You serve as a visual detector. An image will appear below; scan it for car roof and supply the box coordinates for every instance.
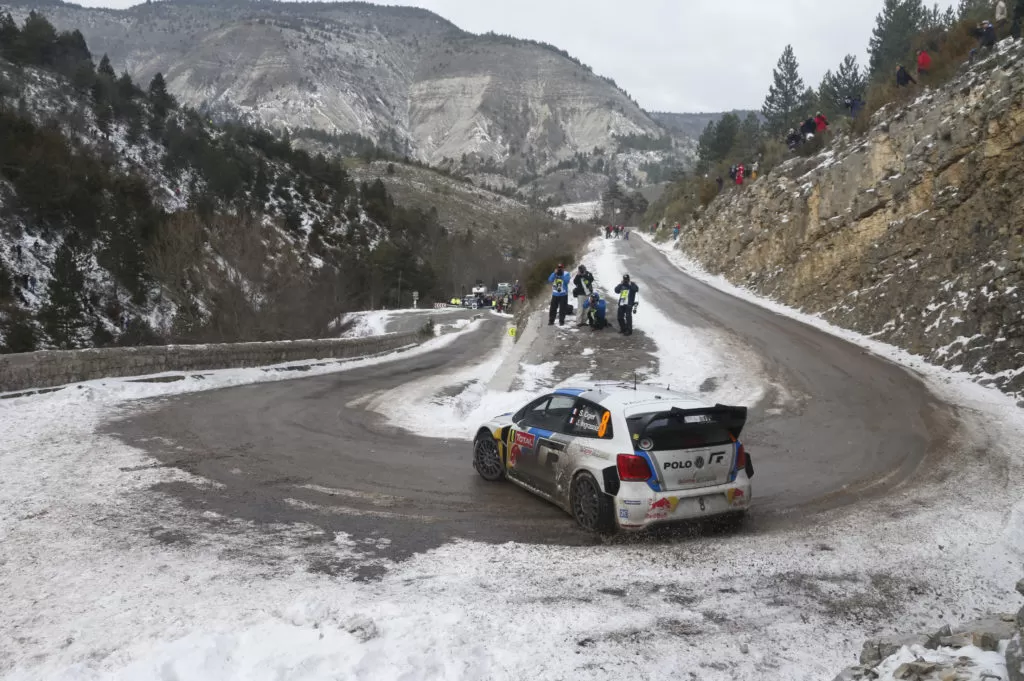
[552,383,708,411]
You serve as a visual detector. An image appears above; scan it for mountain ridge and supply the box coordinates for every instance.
[0,0,694,202]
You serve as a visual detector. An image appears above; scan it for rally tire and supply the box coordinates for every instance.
[473,432,505,482]
[570,472,616,534]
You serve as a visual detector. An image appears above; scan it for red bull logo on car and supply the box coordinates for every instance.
[647,497,682,519]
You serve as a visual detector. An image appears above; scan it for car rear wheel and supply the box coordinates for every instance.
[570,472,615,534]
[473,434,504,481]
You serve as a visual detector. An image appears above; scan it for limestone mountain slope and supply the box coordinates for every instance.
[3,0,693,198]
[655,39,1024,396]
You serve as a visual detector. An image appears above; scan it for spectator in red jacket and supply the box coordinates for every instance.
[917,49,932,76]
[814,112,829,132]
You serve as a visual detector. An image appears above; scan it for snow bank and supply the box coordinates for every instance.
[339,310,393,338]
[587,237,766,405]
[549,200,600,221]
[368,318,558,440]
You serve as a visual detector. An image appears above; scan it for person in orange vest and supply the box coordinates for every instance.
[916,49,932,77]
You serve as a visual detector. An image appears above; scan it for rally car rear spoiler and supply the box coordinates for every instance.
[627,404,748,440]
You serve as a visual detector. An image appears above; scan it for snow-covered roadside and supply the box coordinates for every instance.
[339,310,393,338]
[366,310,559,440]
[586,237,767,406]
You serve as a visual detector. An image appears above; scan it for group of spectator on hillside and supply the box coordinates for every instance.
[786,112,830,150]
[896,0,1011,86]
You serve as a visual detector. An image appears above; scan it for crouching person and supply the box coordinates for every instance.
[584,293,609,330]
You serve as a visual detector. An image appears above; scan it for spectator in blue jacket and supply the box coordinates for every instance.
[548,264,571,326]
[583,293,608,330]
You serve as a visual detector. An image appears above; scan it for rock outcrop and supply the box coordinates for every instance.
[831,578,1024,680]
[664,39,1024,395]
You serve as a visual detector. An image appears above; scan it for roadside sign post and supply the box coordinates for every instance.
[412,291,419,308]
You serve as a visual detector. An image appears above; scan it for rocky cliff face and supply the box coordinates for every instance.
[2,0,691,197]
[665,39,1024,395]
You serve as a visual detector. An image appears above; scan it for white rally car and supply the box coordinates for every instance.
[472,383,754,533]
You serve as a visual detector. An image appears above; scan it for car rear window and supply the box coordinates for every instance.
[628,414,734,450]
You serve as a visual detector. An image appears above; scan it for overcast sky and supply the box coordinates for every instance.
[77,0,958,112]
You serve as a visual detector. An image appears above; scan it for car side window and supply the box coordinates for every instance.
[543,395,577,433]
[568,400,614,439]
[516,396,551,428]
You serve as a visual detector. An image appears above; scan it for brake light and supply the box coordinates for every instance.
[617,453,652,482]
[735,443,747,470]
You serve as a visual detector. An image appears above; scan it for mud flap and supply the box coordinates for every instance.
[745,454,754,479]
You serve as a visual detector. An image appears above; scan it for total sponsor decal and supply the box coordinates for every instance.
[508,430,536,468]
[726,488,746,507]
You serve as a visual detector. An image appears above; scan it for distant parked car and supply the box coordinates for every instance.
[472,383,754,533]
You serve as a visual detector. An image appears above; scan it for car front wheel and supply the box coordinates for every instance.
[473,434,504,481]
[570,472,615,534]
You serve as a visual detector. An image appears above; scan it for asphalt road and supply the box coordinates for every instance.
[108,240,956,568]
[616,237,954,515]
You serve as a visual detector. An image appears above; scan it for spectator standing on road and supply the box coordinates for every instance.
[916,49,932,77]
[614,275,639,336]
[573,265,595,326]
[896,64,917,87]
[548,264,571,326]
[751,161,759,182]
[735,163,745,186]
[815,111,829,133]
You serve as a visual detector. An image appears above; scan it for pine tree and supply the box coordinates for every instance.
[117,71,135,100]
[97,53,115,79]
[0,13,18,63]
[868,0,927,78]
[96,103,112,135]
[761,45,806,137]
[41,242,88,349]
[922,2,954,28]
[957,0,990,21]
[734,113,763,161]
[819,55,867,118]
[16,12,57,66]
[148,72,175,118]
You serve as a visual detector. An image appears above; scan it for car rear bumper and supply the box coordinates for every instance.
[613,473,752,530]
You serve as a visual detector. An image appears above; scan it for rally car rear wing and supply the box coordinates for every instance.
[626,405,748,449]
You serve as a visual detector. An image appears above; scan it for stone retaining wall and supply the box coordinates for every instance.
[0,331,425,394]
